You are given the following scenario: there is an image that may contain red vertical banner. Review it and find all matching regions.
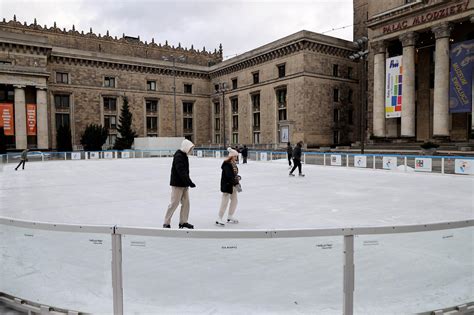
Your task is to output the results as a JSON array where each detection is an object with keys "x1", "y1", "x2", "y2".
[
  {"x1": 27, "y1": 104, "x2": 37, "y2": 136},
  {"x1": 0, "y1": 103, "x2": 14, "y2": 135}
]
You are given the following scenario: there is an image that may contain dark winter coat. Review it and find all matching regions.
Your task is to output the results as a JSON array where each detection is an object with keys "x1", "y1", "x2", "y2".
[
  {"x1": 220, "y1": 161, "x2": 239, "y2": 194},
  {"x1": 292, "y1": 145, "x2": 302, "y2": 161},
  {"x1": 170, "y1": 150, "x2": 194, "y2": 187},
  {"x1": 287, "y1": 145, "x2": 293, "y2": 157},
  {"x1": 241, "y1": 147, "x2": 248, "y2": 158}
]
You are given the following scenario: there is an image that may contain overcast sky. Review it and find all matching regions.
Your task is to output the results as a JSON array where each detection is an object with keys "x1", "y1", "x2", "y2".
[{"x1": 0, "y1": 0, "x2": 354, "y2": 59}]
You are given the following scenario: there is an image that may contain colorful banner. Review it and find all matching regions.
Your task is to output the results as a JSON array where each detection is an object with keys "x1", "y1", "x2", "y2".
[
  {"x1": 0, "y1": 103, "x2": 14, "y2": 135},
  {"x1": 455, "y1": 159, "x2": 473, "y2": 175},
  {"x1": 415, "y1": 158, "x2": 432, "y2": 172},
  {"x1": 385, "y1": 56, "x2": 403, "y2": 118},
  {"x1": 449, "y1": 40, "x2": 474, "y2": 113},
  {"x1": 27, "y1": 104, "x2": 37, "y2": 136},
  {"x1": 354, "y1": 155, "x2": 367, "y2": 168}
]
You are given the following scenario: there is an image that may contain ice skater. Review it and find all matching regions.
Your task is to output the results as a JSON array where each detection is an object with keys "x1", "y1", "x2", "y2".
[
  {"x1": 241, "y1": 145, "x2": 248, "y2": 164},
  {"x1": 289, "y1": 141, "x2": 304, "y2": 177},
  {"x1": 216, "y1": 147, "x2": 241, "y2": 226},
  {"x1": 15, "y1": 149, "x2": 29, "y2": 171},
  {"x1": 286, "y1": 142, "x2": 293, "y2": 169},
  {"x1": 163, "y1": 139, "x2": 196, "y2": 229}
]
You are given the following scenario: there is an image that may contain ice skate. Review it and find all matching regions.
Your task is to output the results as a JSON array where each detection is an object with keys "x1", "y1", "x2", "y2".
[
  {"x1": 163, "y1": 224, "x2": 171, "y2": 228},
  {"x1": 215, "y1": 219, "x2": 225, "y2": 226},
  {"x1": 299, "y1": 173, "x2": 305, "y2": 177},
  {"x1": 227, "y1": 218, "x2": 239, "y2": 224},
  {"x1": 289, "y1": 173, "x2": 295, "y2": 176},
  {"x1": 178, "y1": 222, "x2": 194, "y2": 229}
]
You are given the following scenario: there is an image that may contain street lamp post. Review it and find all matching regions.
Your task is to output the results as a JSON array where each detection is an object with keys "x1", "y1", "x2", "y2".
[
  {"x1": 350, "y1": 37, "x2": 369, "y2": 154},
  {"x1": 162, "y1": 55, "x2": 185, "y2": 137},
  {"x1": 218, "y1": 82, "x2": 228, "y2": 149}
]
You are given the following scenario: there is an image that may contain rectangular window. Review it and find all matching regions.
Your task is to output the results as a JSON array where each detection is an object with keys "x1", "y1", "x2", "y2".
[
  {"x1": 333, "y1": 64, "x2": 339, "y2": 77},
  {"x1": 232, "y1": 133, "x2": 238, "y2": 144},
  {"x1": 107, "y1": 134, "x2": 117, "y2": 145},
  {"x1": 183, "y1": 102, "x2": 193, "y2": 116},
  {"x1": 184, "y1": 135, "x2": 193, "y2": 142},
  {"x1": 56, "y1": 72, "x2": 69, "y2": 84},
  {"x1": 54, "y1": 95, "x2": 70, "y2": 109},
  {"x1": 231, "y1": 98, "x2": 238, "y2": 114},
  {"x1": 277, "y1": 64, "x2": 286, "y2": 78},
  {"x1": 333, "y1": 89, "x2": 339, "y2": 102},
  {"x1": 214, "y1": 84, "x2": 220, "y2": 92},
  {"x1": 215, "y1": 117, "x2": 220, "y2": 131},
  {"x1": 55, "y1": 113, "x2": 70, "y2": 129},
  {"x1": 253, "y1": 132, "x2": 260, "y2": 144},
  {"x1": 146, "y1": 100, "x2": 158, "y2": 113},
  {"x1": 277, "y1": 88, "x2": 287, "y2": 121},
  {"x1": 232, "y1": 115, "x2": 239, "y2": 131},
  {"x1": 183, "y1": 118, "x2": 193, "y2": 132},
  {"x1": 104, "y1": 76, "x2": 116, "y2": 88},
  {"x1": 253, "y1": 72, "x2": 259, "y2": 84},
  {"x1": 333, "y1": 131, "x2": 339, "y2": 144},
  {"x1": 103, "y1": 97, "x2": 117, "y2": 111},
  {"x1": 252, "y1": 94, "x2": 260, "y2": 112},
  {"x1": 147, "y1": 80, "x2": 156, "y2": 91},
  {"x1": 232, "y1": 78, "x2": 238, "y2": 90},
  {"x1": 253, "y1": 112, "x2": 260, "y2": 129},
  {"x1": 348, "y1": 109, "x2": 354, "y2": 125},
  {"x1": 215, "y1": 133, "x2": 221, "y2": 144},
  {"x1": 333, "y1": 109, "x2": 339, "y2": 123},
  {"x1": 348, "y1": 67, "x2": 353, "y2": 79},
  {"x1": 147, "y1": 116, "x2": 158, "y2": 132},
  {"x1": 279, "y1": 108, "x2": 287, "y2": 121},
  {"x1": 348, "y1": 89, "x2": 353, "y2": 104},
  {"x1": 214, "y1": 102, "x2": 220, "y2": 115},
  {"x1": 104, "y1": 115, "x2": 117, "y2": 129},
  {"x1": 184, "y1": 84, "x2": 193, "y2": 94}
]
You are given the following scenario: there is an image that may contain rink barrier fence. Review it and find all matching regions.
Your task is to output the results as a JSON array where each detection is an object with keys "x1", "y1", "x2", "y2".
[
  {"x1": 0, "y1": 216, "x2": 473, "y2": 315},
  {"x1": 1, "y1": 149, "x2": 474, "y2": 175}
]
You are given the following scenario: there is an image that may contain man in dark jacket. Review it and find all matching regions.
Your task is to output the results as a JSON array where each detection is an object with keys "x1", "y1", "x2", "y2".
[
  {"x1": 163, "y1": 139, "x2": 196, "y2": 229},
  {"x1": 286, "y1": 142, "x2": 293, "y2": 168},
  {"x1": 289, "y1": 141, "x2": 304, "y2": 177},
  {"x1": 15, "y1": 149, "x2": 29, "y2": 171},
  {"x1": 241, "y1": 145, "x2": 248, "y2": 164}
]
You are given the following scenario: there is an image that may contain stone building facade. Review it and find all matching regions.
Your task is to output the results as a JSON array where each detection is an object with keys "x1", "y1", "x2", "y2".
[
  {"x1": 360, "y1": 0, "x2": 474, "y2": 142},
  {"x1": 0, "y1": 17, "x2": 359, "y2": 150}
]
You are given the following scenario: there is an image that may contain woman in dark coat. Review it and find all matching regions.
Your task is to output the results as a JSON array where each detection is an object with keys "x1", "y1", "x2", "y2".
[{"x1": 216, "y1": 147, "x2": 241, "y2": 226}]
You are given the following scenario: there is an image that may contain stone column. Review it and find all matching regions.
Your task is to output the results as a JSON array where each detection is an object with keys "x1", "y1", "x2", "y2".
[
  {"x1": 14, "y1": 85, "x2": 27, "y2": 150},
  {"x1": 432, "y1": 22, "x2": 451, "y2": 137},
  {"x1": 399, "y1": 32, "x2": 418, "y2": 138},
  {"x1": 372, "y1": 41, "x2": 386, "y2": 137},
  {"x1": 36, "y1": 87, "x2": 49, "y2": 149}
]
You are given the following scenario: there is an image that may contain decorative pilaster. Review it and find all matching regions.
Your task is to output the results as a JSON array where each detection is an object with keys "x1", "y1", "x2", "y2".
[
  {"x1": 432, "y1": 22, "x2": 452, "y2": 137},
  {"x1": 36, "y1": 87, "x2": 49, "y2": 149},
  {"x1": 399, "y1": 32, "x2": 418, "y2": 137},
  {"x1": 14, "y1": 85, "x2": 27, "y2": 150},
  {"x1": 371, "y1": 41, "x2": 386, "y2": 137}
]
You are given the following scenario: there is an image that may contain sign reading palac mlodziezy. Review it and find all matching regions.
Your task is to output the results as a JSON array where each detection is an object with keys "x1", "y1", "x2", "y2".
[
  {"x1": 385, "y1": 56, "x2": 403, "y2": 118},
  {"x1": 27, "y1": 104, "x2": 37, "y2": 136},
  {"x1": 449, "y1": 39, "x2": 474, "y2": 113},
  {"x1": 0, "y1": 103, "x2": 14, "y2": 135}
]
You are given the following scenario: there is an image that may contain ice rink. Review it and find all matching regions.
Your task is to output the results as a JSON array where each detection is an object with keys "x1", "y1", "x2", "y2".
[
  {"x1": 1, "y1": 157, "x2": 473, "y2": 228},
  {"x1": 1, "y1": 157, "x2": 473, "y2": 314}
]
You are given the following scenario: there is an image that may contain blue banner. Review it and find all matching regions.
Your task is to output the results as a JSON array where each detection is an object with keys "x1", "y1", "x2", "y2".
[{"x1": 449, "y1": 40, "x2": 474, "y2": 113}]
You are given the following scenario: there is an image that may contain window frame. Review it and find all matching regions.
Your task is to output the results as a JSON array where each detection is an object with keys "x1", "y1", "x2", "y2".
[{"x1": 147, "y1": 80, "x2": 156, "y2": 91}]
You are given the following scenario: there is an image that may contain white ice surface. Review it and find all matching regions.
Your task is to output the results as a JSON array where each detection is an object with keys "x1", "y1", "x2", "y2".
[{"x1": 0, "y1": 158, "x2": 473, "y2": 315}]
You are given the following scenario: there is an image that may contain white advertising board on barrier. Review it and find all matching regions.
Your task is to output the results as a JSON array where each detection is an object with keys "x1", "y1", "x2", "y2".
[
  {"x1": 133, "y1": 137, "x2": 184, "y2": 151},
  {"x1": 354, "y1": 155, "x2": 367, "y2": 168},
  {"x1": 260, "y1": 152, "x2": 267, "y2": 161},
  {"x1": 415, "y1": 158, "x2": 432, "y2": 172},
  {"x1": 331, "y1": 155, "x2": 342, "y2": 166},
  {"x1": 104, "y1": 152, "x2": 113, "y2": 159},
  {"x1": 383, "y1": 156, "x2": 397, "y2": 170},
  {"x1": 455, "y1": 159, "x2": 473, "y2": 175},
  {"x1": 215, "y1": 151, "x2": 221, "y2": 158},
  {"x1": 71, "y1": 152, "x2": 81, "y2": 160},
  {"x1": 121, "y1": 152, "x2": 130, "y2": 159},
  {"x1": 89, "y1": 152, "x2": 100, "y2": 159},
  {"x1": 197, "y1": 150, "x2": 203, "y2": 158}
]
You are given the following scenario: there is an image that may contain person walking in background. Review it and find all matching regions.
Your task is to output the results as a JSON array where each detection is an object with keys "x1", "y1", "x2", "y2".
[
  {"x1": 286, "y1": 142, "x2": 293, "y2": 169},
  {"x1": 163, "y1": 139, "x2": 196, "y2": 229},
  {"x1": 289, "y1": 141, "x2": 305, "y2": 177},
  {"x1": 216, "y1": 147, "x2": 241, "y2": 226},
  {"x1": 234, "y1": 145, "x2": 241, "y2": 164},
  {"x1": 15, "y1": 149, "x2": 29, "y2": 171},
  {"x1": 241, "y1": 145, "x2": 248, "y2": 164}
]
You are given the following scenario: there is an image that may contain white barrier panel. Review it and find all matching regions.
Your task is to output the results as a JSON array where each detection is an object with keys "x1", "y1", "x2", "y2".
[
  {"x1": 415, "y1": 158, "x2": 432, "y2": 172},
  {"x1": 90, "y1": 152, "x2": 100, "y2": 160},
  {"x1": 215, "y1": 151, "x2": 221, "y2": 158},
  {"x1": 354, "y1": 155, "x2": 367, "y2": 168},
  {"x1": 197, "y1": 150, "x2": 203, "y2": 158},
  {"x1": 455, "y1": 159, "x2": 473, "y2": 175},
  {"x1": 260, "y1": 152, "x2": 267, "y2": 161},
  {"x1": 122, "y1": 152, "x2": 130, "y2": 159},
  {"x1": 382, "y1": 157, "x2": 397, "y2": 170},
  {"x1": 104, "y1": 152, "x2": 114, "y2": 159},
  {"x1": 71, "y1": 152, "x2": 81, "y2": 160},
  {"x1": 331, "y1": 155, "x2": 342, "y2": 166}
]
